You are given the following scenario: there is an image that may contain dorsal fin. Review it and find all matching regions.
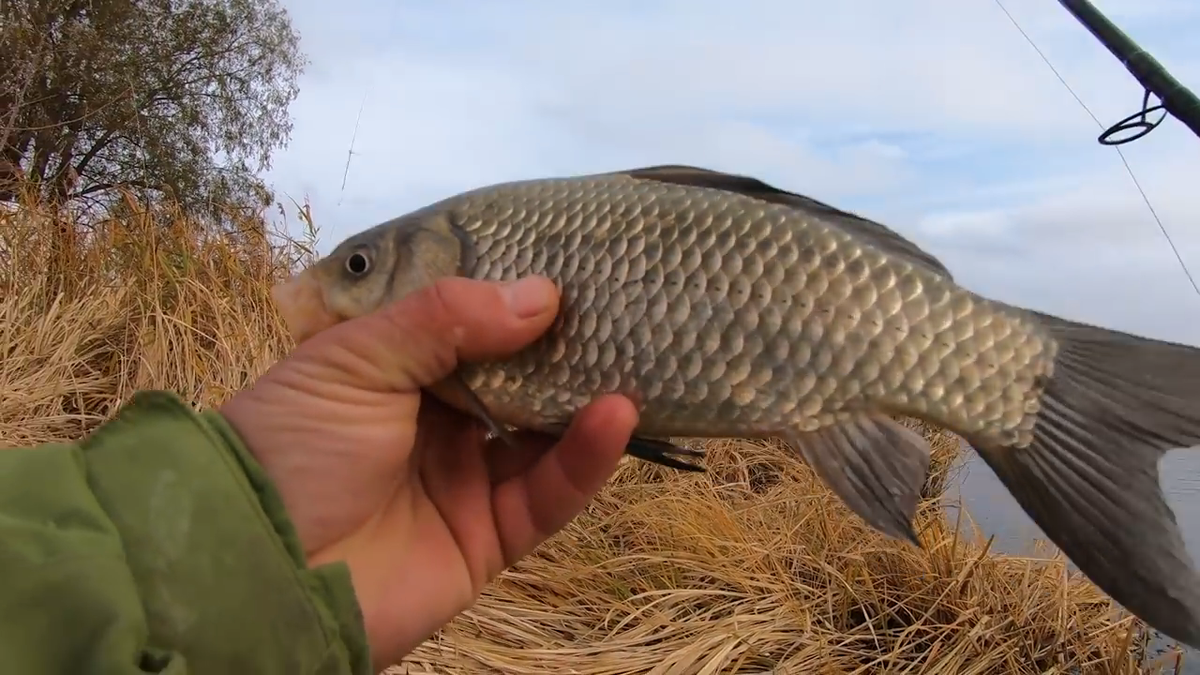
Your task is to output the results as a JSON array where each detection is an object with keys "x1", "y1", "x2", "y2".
[{"x1": 617, "y1": 164, "x2": 952, "y2": 279}]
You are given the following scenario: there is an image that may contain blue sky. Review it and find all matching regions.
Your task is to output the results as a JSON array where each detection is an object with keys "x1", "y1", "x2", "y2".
[{"x1": 263, "y1": 0, "x2": 1200, "y2": 345}]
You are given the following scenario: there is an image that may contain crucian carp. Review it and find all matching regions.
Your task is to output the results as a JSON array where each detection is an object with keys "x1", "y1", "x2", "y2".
[{"x1": 272, "y1": 164, "x2": 1200, "y2": 648}]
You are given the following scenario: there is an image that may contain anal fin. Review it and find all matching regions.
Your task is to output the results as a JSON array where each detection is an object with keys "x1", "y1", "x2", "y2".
[{"x1": 779, "y1": 414, "x2": 932, "y2": 545}]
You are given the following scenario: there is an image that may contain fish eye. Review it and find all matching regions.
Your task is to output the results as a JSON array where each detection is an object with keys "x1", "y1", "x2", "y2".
[{"x1": 345, "y1": 250, "x2": 371, "y2": 276}]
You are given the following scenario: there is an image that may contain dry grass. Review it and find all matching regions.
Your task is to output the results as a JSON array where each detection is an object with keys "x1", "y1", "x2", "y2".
[
  {"x1": 398, "y1": 436, "x2": 1167, "y2": 675},
  {"x1": 0, "y1": 189, "x2": 1179, "y2": 674},
  {"x1": 0, "y1": 190, "x2": 311, "y2": 445}
]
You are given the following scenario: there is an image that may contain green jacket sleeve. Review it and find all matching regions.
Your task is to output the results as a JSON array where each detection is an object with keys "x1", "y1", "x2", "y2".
[{"x1": 0, "y1": 391, "x2": 372, "y2": 675}]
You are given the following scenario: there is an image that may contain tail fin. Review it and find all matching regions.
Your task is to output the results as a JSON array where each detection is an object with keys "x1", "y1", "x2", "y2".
[{"x1": 965, "y1": 312, "x2": 1200, "y2": 648}]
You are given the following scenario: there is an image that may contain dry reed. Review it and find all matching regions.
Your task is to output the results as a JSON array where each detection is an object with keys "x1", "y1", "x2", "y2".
[{"x1": 0, "y1": 188, "x2": 1178, "y2": 674}]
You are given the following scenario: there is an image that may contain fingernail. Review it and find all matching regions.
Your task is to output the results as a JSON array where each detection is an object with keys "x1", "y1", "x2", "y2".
[{"x1": 501, "y1": 277, "x2": 553, "y2": 319}]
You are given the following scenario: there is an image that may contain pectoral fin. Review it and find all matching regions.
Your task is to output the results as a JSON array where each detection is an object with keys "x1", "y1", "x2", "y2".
[
  {"x1": 429, "y1": 372, "x2": 523, "y2": 451},
  {"x1": 779, "y1": 414, "x2": 932, "y2": 545},
  {"x1": 625, "y1": 437, "x2": 707, "y2": 472},
  {"x1": 433, "y1": 375, "x2": 705, "y2": 470},
  {"x1": 535, "y1": 420, "x2": 706, "y2": 472}
]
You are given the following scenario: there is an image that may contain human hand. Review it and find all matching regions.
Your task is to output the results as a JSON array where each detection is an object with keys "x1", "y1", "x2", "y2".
[{"x1": 219, "y1": 276, "x2": 638, "y2": 669}]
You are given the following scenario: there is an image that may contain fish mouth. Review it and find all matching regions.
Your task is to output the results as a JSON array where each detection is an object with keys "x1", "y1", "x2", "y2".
[{"x1": 271, "y1": 268, "x2": 341, "y2": 344}]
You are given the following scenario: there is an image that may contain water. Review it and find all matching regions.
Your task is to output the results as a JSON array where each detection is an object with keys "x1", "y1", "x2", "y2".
[{"x1": 945, "y1": 445, "x2": 1200, "y2": 672}]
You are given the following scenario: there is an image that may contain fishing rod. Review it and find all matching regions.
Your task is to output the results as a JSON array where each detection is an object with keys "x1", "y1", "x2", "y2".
[{"x1": 1056, "y1": 0, "x2": 1200, "y2": 145}]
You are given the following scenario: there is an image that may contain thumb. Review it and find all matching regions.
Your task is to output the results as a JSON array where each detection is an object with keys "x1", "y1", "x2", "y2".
[{"x1": 319, "y1": 275, "x2": 561, "y2": 391}]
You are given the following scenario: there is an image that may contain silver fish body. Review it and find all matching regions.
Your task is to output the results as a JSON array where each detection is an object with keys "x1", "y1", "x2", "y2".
[
  {"x1": 276, "y1": 164, "x2": 1200, "y2": 649},
  {"x1": 426, "y1": 171, "x2": 1049, "y2": 447}
]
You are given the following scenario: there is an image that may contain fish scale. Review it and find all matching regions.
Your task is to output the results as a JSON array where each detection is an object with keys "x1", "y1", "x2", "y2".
[
  {"x1": 274, "y1": 163, "x2": 1200, "y2": 649},
  {"x1": 445, "y1": 176, "x2": 1040, "y2": 440}
]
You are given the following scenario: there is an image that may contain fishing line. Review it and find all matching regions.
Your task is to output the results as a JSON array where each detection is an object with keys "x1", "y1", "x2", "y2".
[
  {"x1": 991, "y1": 0, "x2": 1200, "y2": 299},
  {"x1": 338, "y1": 91, "x2": 369, "y2": 208}
]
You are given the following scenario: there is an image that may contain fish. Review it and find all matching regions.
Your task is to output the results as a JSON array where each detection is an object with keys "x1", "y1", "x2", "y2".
[{"x1": 271, "y1": 163, "x2": 1200, "y2": 648}]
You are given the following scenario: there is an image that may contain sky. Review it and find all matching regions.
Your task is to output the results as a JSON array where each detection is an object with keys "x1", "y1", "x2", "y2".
[{"x1": 261, "y1": 0, "x2": 1200, "y2": 346}]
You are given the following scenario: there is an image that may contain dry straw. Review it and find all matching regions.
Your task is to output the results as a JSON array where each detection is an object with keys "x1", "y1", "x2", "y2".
[{"x1": 0, "y1": 189, "x2": 1180, "y2": 674}]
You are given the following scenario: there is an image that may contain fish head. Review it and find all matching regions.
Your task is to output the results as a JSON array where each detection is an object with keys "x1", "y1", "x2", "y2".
[{"x1": 272, "y1": 209, "x2": 469, "y2": 343}]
